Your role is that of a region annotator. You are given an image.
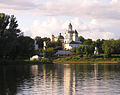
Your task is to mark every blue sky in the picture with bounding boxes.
[0,0,120,40]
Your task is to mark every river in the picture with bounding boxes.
[0,63,120,95]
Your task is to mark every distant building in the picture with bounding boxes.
[64,23,83,50]
[34,40,39,50]
[94,47,99,55]
[51,23,83,50]
[51,33,64,43]
[43,41,47,50]
[55,50,72,55]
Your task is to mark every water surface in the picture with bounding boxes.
[0,63,120,95]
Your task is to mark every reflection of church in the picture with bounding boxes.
[51,23,83,50]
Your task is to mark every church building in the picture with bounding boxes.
[64,23,83,50]
[51,23,83,50]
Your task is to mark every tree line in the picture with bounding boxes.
[0,13,62,60]
[0,13,120,60]
[75,36,120,58]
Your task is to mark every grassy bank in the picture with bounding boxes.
[0,59,53,65]
[53,55,120,64]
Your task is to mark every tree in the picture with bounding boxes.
[47,40,62,49]
[78,36,85,43]
[102,40,114,58]
[43,48,55,58]
[0,13,10,37]
[0,13,22,59]
[35,36,50,49]
[35,36,43,49]
[112,39,120,54]
[16,36,35,59]
[76,46,84,57]
[84,45,94,57]
[84,39,93,45]
[72,47,76,53]
[95,39,104,53]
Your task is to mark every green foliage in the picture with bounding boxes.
[94,58,105,61]
[0,13,35,59]
[95,39,104,53]
[76,46,84,57]
[84,39,93,45]
[43,48,56,58]
[112,39,120,54]
[76,45,94,57]
[35,36,50,49]
[0,13,22,59]
[72,47,76,53]
[72,55,82,60]
[30,58,52,63]
[102,40,114,58]
[54,46,62,51]
[0,13,10,36]
[102,39,120,58]
[16,36,35,58]
[78,36,85,43]
[111,58,120,62]
[41,58,51,63]
[47,40,62,49]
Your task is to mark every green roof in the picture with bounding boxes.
[66,40,82,44]
[58,35,64,39]
[57,33,64,39]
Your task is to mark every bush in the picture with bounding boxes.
[111,58,120,62]
[72,55,82,60]
[43,48,55,58]
[41,58,51,63]
[95,58,105,61]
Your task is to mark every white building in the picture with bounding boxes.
[64,40,83,50]
[51,23,83,50]
[55,50,72,55]
[64,23,83,50]
[34,40,39,50]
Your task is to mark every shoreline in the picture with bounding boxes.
[53,56,120,64]
[0,58,119,65]
[53,61,119,64]
[0,59,52,65]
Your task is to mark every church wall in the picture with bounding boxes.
[69,44,83,48]
[65,43,84,50]
[64,44,72,50]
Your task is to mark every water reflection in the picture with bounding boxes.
[0,63,120,95]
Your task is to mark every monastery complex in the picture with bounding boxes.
[51,23,83,50]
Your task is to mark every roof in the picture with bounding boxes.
[57,33,64,39]
[58,35,64,39]
[74,30,78,34]
[68,30,74,33]
[69,23,72,27]
[55,50,71,55]
[66,40,82,44]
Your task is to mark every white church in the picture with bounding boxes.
[51,23,83,50]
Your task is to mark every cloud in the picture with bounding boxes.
[0,0,120,20]
[22,17,64,38]
[21,17,115,40]
[0,0,36,10]
[80,31,115,40]
[1,0,119,40]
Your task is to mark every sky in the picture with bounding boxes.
[0,0,120,40]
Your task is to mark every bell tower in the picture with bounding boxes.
[68,23,72,31]
[73,30,78,42]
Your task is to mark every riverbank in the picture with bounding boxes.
[0,59,53,65]
[0,55,120,64]
[53,56,120,64]
[54,60,119,64]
